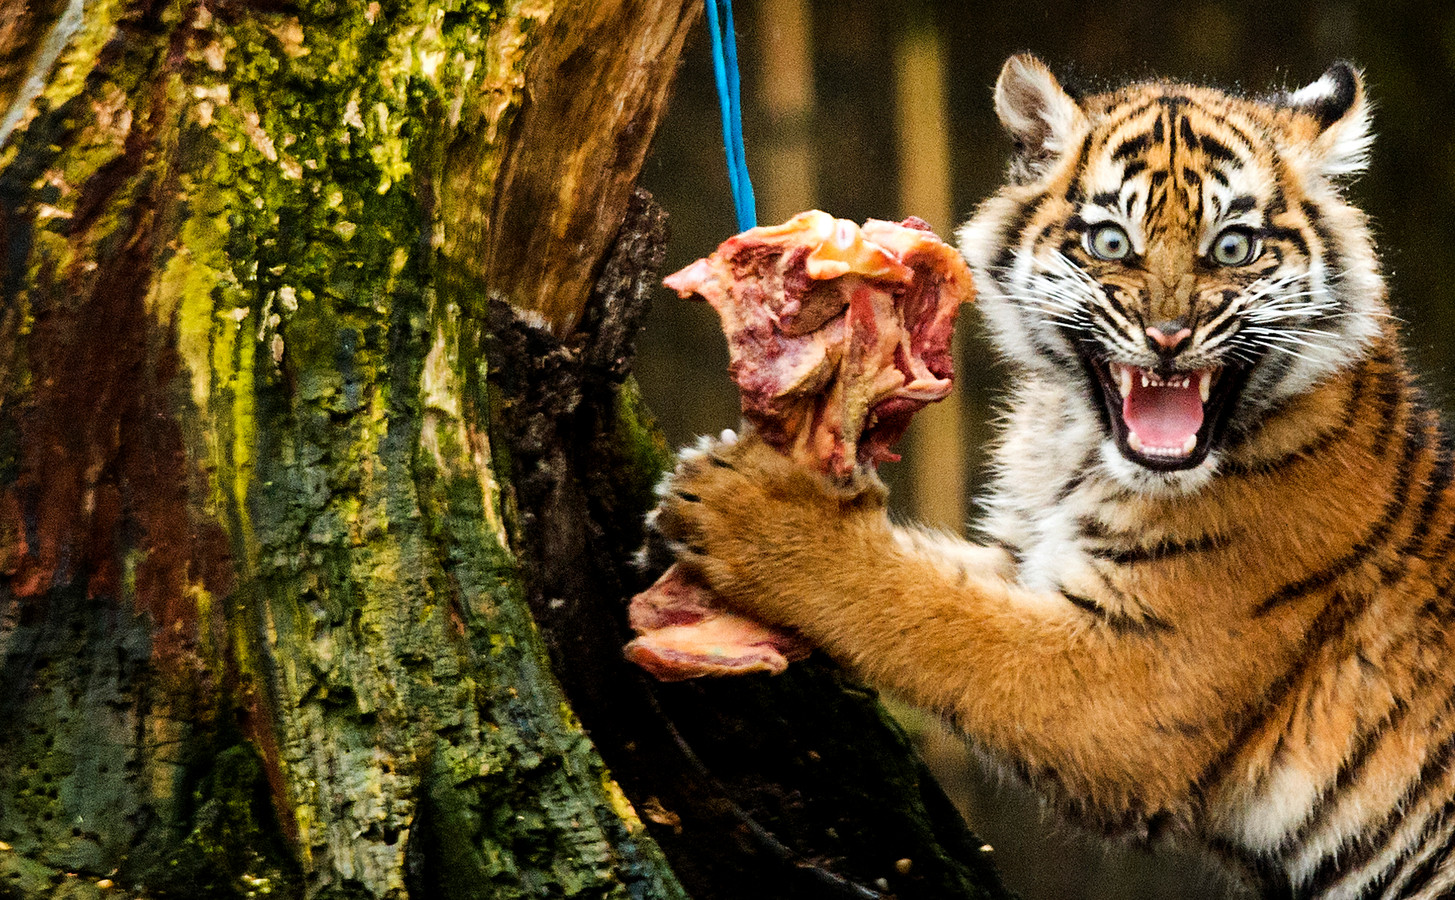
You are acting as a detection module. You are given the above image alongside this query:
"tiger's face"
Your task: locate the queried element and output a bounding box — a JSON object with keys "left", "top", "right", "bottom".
{"left": 960, "top": 56, "right": 1385, "bottom": 487}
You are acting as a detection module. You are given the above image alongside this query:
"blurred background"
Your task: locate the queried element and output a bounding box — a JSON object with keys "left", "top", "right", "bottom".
{"left": 634, "top": 2, "right": 1455, "bottom": 897}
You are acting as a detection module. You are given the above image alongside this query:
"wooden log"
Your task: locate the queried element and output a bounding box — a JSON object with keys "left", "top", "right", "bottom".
{"left": 0, "top": 2, "right": 1013, "bottom": 898}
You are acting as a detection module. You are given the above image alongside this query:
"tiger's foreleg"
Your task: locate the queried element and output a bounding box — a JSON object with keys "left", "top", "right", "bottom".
{"left": 655, "top": 431, "right": 1303, "bottom": 825}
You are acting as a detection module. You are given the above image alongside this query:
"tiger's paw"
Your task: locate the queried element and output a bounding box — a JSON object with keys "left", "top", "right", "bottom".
{"left": 650, "top": 429, "right": 887, "bottom": 625}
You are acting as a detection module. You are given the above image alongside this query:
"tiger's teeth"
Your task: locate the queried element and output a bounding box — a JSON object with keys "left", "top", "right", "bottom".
{"left": 1125, "top": 428, "right": 1198, "bottom": 458}
{"left": 1117, "top": 365, "right": 1133, "bottom": 399}
{"left": 1199, "top": 370, "right": 1212, "bottom": 403}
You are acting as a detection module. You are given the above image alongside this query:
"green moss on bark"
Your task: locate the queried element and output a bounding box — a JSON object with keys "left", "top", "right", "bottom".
{"left": 0, "top": 1, "right": 690, "bottom": 898}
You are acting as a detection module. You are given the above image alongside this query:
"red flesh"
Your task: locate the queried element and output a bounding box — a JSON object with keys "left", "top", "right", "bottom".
{"left": 624, "top": 212, "right": 975, "bottom": 680}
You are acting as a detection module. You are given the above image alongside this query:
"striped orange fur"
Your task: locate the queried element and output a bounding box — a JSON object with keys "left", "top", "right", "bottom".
{"left": 657, "top": 56, "right": 1454, "bottom": 898}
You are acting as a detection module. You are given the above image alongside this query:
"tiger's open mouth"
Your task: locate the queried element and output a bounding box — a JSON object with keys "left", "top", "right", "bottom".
{"left": 1088, "top": 360, "right": 1247, "bottom": 471}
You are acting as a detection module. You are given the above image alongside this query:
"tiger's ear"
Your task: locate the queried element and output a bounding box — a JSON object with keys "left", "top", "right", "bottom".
{"left": 1280, "top": 62, "right": 1372, "bottom": 178}
{"left": 994, "top": 54, "right": 1085, "bottom": 180}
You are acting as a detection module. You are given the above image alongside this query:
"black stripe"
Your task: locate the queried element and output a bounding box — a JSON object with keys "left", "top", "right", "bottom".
{"left": 1264, "top": 181, "right": 1288, "bottom": 218}
{"left": 989, "top": 538, "right": 1024, "bottom": 567}
{"left": 1077, "top": 515, "right": 1113, "bottom": 540}
{"left": 1346, "top": 856, "right": 1398, "bottom": 900}
{"left": 1426, "top": 515, "right": 1455, "bottom": 586}
{"left": 1209, "top": 838, "right": 1294, "bottom": 898}
{"left": 1111, "top": 97, "right": 1162, "bottom": 121}
{"left": 1401, "top": 419, "right": 1455, "bottom": 557}
{"left": 1253, "top": 418, "right": 1425, "bottom": 617}
{"left": 1064, "top": 592, "right": 1107, "bottom": 617}
{"left": 1099, "top": 282, "right": 1136, "bottom": 323}
{"left": 1059, "top": 133, "right": 1097, "bottom": 204}
{"left": 1036, "top": 329, "right": 1082, "bottom": 369}
{"left": 1200, "top": 286, "right": 1240, "bottom": 321}
{"left": 1200, "top": 134, "right": 1239, "bottom": 164}
{"left": 993, "top": 139, "right": 1095, "bottom": 273}
{"left": 1202, "top": 316, "right": 1244, "bottom": 348}
{"left": 1328, "top": 796, "right": 1455, "bottom": 900}
{"left": 1302, "top": 199, "right": 1347, "bottom": 302}
{"left": 1417, "top": 426, "right": 1455, "bottom": 567}
{"left": 1302, "top": 707, "right": 1455, "bottom": 895}
{"left": 1259, "top": 224, "right": 1311, "bottom": 259}
{"left": 1050, "top": 214, "right": 1080, "bottom": 240}
{"left": 1221, "top": 352, "right": 1377, "bottom": 477}
{"left": 1087, "top": 531, "right": 1232, "bottom": 565}
{"left": 1062, "top": 591, "right": 1173, "bottom": 635}
{"left": 1421, "top": 542, "right": 1455, "bottom": 620}
{"left": 1372, "top": 367, "right": 1407, "bottom": 461}
{"left": 1122, "top": 159, "right": 1148, "bottom": 179}
{"left": 1367, "top": 406, "right": 1443, "bottom": 584}
{"left": 1217, "top": 116, "right": 1260, "bottom": 157}
{"left": 991, "top": 196, "right": 1044, "bottom": 274}
{"left": 1226, "top": 195, "right": 1258, "bottom": 216}
{"left": 1113, "top": 135, "right": 1150, "bottom": 161}
{"left": 1391, "top": 819, "right": 1455, "bottom": 899}
{"left": 1193, "top": 587, "right": 1366, "bottom": 808}
{"left": 1310, "top": 582, "right": 1455, "bottom": 840}
{"left": 1185, "top": 168, "right": 1206, "bottom": 223}
{"left": 1286, "top": 695, "right": 1414, "bottom": 854}
{"left": 1179, "top": 116, "right": 1200, "bottom": 150}
{"left": 1290, "top": 516, "right": 1455, "bottom": 847}
{"left": 1054, "top": 455, "right": 1094, "bottom": 503}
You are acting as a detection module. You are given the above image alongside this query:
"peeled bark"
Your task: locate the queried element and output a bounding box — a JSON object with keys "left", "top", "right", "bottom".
{"left": 0, "top": 2, "right": 1013, "bottom": 899}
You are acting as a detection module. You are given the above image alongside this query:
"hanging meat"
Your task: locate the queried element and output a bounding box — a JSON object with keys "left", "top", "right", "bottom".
{"left": 625, "top": 210, "right": 975, "bottom": 681}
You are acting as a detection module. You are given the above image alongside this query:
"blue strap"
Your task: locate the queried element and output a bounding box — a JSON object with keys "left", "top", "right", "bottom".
{"left": 704, "top": 0, "right": 757, "bottom": 231}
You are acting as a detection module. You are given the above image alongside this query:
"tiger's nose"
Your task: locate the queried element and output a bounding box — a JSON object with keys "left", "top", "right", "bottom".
{"left": 1145, "top": 323, "right": 1192, "bottom": 357}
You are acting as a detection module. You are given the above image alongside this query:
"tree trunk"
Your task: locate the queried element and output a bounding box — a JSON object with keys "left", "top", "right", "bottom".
{"left": 0, "top": 2, "right": 1014, "bottom": 899}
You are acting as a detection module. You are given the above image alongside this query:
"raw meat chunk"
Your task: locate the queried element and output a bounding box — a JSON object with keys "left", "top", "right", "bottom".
{"left": 624, "top": 211, "right": 974, "bottom": 680}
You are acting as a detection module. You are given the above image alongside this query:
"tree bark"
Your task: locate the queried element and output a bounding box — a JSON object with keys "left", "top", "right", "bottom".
{"left": 0, "top": 2, "right": 1014, "bottom": 899}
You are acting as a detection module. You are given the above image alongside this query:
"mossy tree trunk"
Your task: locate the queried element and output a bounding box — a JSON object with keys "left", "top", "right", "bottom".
{"left": 0, "top": 2, "right": 1014, "bottom": 899}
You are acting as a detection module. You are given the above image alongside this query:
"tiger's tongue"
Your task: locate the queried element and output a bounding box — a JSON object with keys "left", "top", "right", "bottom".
{"left": 1123, "top": 370, "right": 1204, "bottom": 448}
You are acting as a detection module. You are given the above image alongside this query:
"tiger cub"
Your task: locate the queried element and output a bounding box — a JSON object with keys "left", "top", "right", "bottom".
{"left": 655, "top": 54, "right": 1455, "bottom": 898}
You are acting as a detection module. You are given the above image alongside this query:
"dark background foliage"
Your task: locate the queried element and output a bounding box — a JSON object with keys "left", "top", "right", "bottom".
{"left": 634, "top": 1, "right": 1455, "bottom": 897}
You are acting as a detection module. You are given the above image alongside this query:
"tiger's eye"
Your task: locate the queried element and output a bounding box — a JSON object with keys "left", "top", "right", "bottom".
{"left": 1086, "top": 223, "right": 1132, "bottom": 261}
{"left": 1211, "top": 228, "right": 1258, "bottom": 266}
